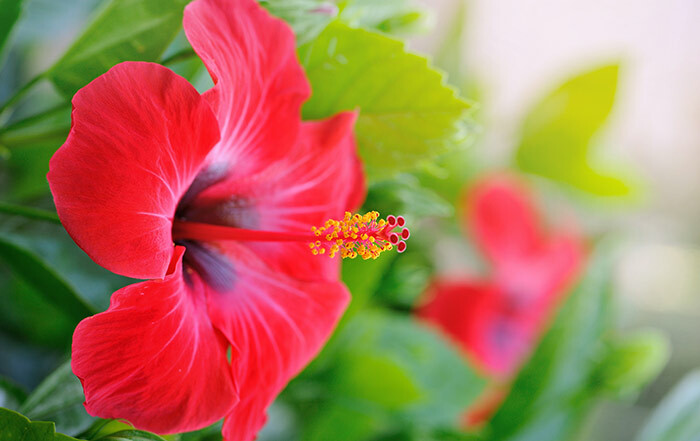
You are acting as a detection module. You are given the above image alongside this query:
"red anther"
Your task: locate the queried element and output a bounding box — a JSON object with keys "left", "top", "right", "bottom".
{"left": 397, "top": 241, "right": 407, "bottom": 253}
{"left": 389, "top": 233, "right": 400, "bottom": 244}
{"left": 386, "top": 215, "right": 397, "bottom": 227}
{"left": 401, "top": 228, "right": 410, "bottom": 240}
{"left": 396, "top": 216, "right": 405, "bottom": 227}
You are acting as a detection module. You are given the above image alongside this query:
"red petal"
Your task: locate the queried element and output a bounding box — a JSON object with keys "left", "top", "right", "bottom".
{"left": 204, "top": 243, "right": 350, "bottom": 441}
{"left": 467, "top": 176, "right": 541, "bottom": 266}
{"left": 72, "top": 247, "right": 237, "bottom": 434}
{"left": 183, "top": 0, "right": 310, "bottom": 174}
{"left": 185, "top": 112, "right": 365, "bottom": 282}
{"left": 48, "top": 62, "right": 219, "bottom": 279}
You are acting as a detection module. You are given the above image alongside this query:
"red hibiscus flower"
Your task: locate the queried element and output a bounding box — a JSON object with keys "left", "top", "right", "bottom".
{"left": 47, "top": 0, "right": 408, "bottom": 439}
{"left": 416, "top": 175, "right": 585, "bottom": 425}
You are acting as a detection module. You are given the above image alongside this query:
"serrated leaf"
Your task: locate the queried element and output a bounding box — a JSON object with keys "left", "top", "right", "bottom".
{"left": 48, "top": 0, "right": 188, "bottom": 98}
{"left": 299, "top": 22, "right": 473, "bottom": 180}
{"left": 485, "top": 246, "right": 615, "bottom": 441}
{"left": 0, "top": 407, "right": 78, "bottom": 441}
{"left": 515, "top": 64, "right": 635, "bottom": 196}
{"left": 593, "top": 330, "right": 670, "bottom": 397}
{"left": 19, "top": 360, "right": 95, "bottom": 437}
{"left": 0, "top": 235, "right": 94, "bottom": 325}
{"left": 0, "top": 0, "right": 23, "bottom": 64}
{"left": 635, "top": 371, "right": 700, "bottom": 441}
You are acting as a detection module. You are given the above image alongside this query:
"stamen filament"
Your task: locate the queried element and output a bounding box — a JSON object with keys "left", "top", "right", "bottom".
{"left": 172, "top": 211, "right": 410, "bottom": 260}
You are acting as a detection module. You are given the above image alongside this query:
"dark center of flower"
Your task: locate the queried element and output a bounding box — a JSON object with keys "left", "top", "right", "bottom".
{"left": 171, "top": 168, "right": 410, "bottom": 291}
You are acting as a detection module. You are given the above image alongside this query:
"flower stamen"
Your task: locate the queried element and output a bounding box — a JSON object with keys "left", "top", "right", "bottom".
{"left": 309, "top": 211, "right": 410, "bottom": 259}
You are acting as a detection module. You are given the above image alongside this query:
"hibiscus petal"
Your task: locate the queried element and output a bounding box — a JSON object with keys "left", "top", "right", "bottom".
{"left": 72, "top": 247, "right": 237, "bottom": 434}
{"left": 467, "top": 176, "right": 541, "bottom": 265}
{"left": 183, "top": 0, "right": 310, "bottom": 173}
{"left": 203, "top": 243, "right": 350, "bottom": 441}
{"left": 183, "top": 112, "right": 365, "bottom": 282}
{"left": 48, "top": 62, "right": 219, "bottom": 279}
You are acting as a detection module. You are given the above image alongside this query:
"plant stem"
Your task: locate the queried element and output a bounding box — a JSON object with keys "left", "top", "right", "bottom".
{"left": 0, "top": 126, "right": 69, "bottom": 147}
{"left": 0, "top": 102, "right": 71, "bottom": 135}
{"left": 0, "top": 202, "right": 62, "bottom": 224}
{"left": 0, "top": 74, "right": 45, "bottom": 116}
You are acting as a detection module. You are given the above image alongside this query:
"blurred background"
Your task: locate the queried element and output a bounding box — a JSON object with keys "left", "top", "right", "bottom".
{"left": 1, "top": 0, "right": 699, "bottom": 440}
{"left": 410, "top": 0, "right": 700, "bottom": 438}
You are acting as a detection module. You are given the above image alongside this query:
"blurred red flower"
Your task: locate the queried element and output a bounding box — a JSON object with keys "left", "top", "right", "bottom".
{"left": 416, "top": 175, "right": 585, "bottom": 425}
{"left": 47, "top": 0, "right": 366, "bottom": 439}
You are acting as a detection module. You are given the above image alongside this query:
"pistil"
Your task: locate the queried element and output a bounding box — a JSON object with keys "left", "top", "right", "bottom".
{"left": 172, "top": 211, "right": 410, "bottom": 260}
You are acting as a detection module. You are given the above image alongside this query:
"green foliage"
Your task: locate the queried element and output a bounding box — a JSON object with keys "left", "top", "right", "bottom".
{"left": 299, "top": 22, "right": 473, "bottom": 180}
{"left": 0, "top": 235, "right": 94, "bottom": 324}
{"left": 484, "top": 247, "right": 615, "bottom": 441}
{"left": 93, "top": 430, "right": 167, "bottom": 441}
{"left": 261, "top": 0, "right": 337, "bottom": 45}
{"left": 635, "top": 371, "right": 700, "bottom": 441}
{"left": 364, "top": 175, "right": 454, "bottom": 220}
{"left": 0, "top": 378, "right": 26, "bottom": 411}
{"left": 19, "top": 361, "right": 95, "bottom": 437}
{"left": 593, "top": 330, "right": 670, "bottom": 398}
{"left": 515, "top": 64, "right": 633, "bottom": 196}
{"left": 0, "top": 0, "right": 22, "bottom": 63}
{"left": 48, "top": 0, "right": 189, "bottom": 98}
{"left": 337, "top": 0, "right": 426, "bottom": 35}
{"left": 0, "top": 407, "right": 77, "bottom": 441}
{"left": 299, "top": 311, "right": 485, "bottom": 440}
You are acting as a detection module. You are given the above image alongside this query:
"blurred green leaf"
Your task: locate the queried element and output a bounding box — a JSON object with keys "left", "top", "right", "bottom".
{"left": 299, "top": 22, "right": 473, "bottom": 180}
{"left": 484, "top": 247, "right": 615, "bottom": 441}
{"left": 261, "top": 0, "right": 337, "bottom": 45}
{"left": 19, "top": 360, "right": 95, "bottom": 437}
{"left": 373, "top": 244, "right": 432, "bottom": 309}
{"left": 0, "top": 0, "right": 22, "bottom": 63}
{"left": 337, "top": 0, "right": 426, "bottom": 35}
{"left": 0, "top": 407, "right": 77, "bottom": 441}
{"left": 635, "top": 371, "right": 700, "bottom": 441}
{"left": 48, "top": 0, "right": 188, "bottom": 98}
{"left": 593, "top": 330, "right": 670, "bottom": 398}
{"left": 0, "top": 235, "right": 95, "bottom": 323}
{"left": 307, "top": 311, "right": 485, "bottom": 438}
{"left": 515, "top": 64, "right": 634, "bottom": 196}
{"left": 364, "top": 175, "right": 454, "bottom": 220}
{"left": 94, "top": 430, "right": 167, "bottom": 441}
{"left": 342, "top": 251, "right": 396, "bottom": 316}
{"left": 0, "top": 377, "right": 26, "bottom": 411}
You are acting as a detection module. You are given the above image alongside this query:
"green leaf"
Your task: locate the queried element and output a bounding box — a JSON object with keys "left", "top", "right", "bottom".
{"left": 485, "top": 246, "right": 615, "bottom": 441}
{"left": 364, "top": 175, "right": 454, "bottom": 220}
{"left": 337, "top": 0, "right": 426, "bottom": 35}
{"left": 593, "top": 330, "right": 670, "bottom": 397}
{"left": 0, "top": 235, "right": 95, "bottom": 324}
{"left": 0, "top": 377, "right": 26, "bottom": 411}
{"left": 19, "top": 360, "right": 95, "bottom": 437}
{"left": 94, "top": 430, "right": 167, "bottom": 441}
{"left": 515, "top": 64, "right": 634, "bottom": 196}
{"left": 0, "top": 0, "right": 22, "bottom": 63}
{"left": 0, "top": 407, "right": 78, "bottom": 441}
{"left": 261, "top": 0, "right": 337, "bottom": 45}
{"left": 328, "top": 311, "right": 484, "bottom": 428}
{"left": 299, "top": 22, "right": 473, "bottom": 180}
{"left": 48, "top": 0, "right": 188, "bottom": 98}
{"left": 635, "top": 371, "right": 700, "bottom": 441}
